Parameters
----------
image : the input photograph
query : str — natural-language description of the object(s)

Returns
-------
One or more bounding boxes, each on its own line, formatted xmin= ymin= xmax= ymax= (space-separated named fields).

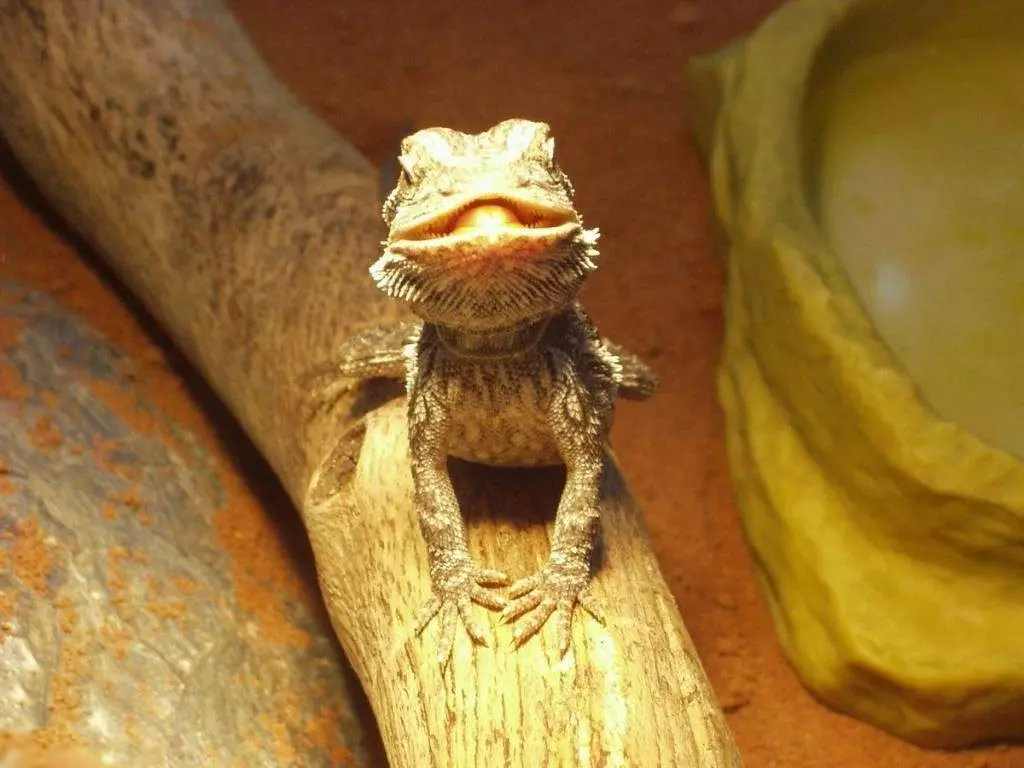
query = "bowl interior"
xmin=803 ymin=0 xmax=1024 ymax=460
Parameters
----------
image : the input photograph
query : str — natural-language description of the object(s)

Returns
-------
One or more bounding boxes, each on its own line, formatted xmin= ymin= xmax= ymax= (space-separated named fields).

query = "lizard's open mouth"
xmin=394 ymin=198 xmax=577 ymax=242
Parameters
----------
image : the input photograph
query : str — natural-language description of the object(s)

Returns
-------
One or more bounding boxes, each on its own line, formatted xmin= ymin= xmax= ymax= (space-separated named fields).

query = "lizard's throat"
xmin=433 ymin=316 xmax=551 ymax=360
xmin=368 ymin=227 xmax=600 ymax=331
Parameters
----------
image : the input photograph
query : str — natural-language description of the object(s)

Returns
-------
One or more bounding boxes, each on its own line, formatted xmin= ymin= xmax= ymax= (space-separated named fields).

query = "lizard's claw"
xmin=501 ymin=560 xmax=605 ymax=656
xmin=414 ymin=562 xmax=509 ymax=666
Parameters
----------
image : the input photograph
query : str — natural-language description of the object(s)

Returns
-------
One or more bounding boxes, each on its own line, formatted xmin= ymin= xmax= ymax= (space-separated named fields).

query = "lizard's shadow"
xmin=448 ymin=458 xmax=609 ymax=577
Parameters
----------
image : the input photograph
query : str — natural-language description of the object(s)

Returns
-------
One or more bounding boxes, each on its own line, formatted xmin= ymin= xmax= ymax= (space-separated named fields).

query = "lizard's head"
xmin=370 ymin=119 xmax=600 ymax=330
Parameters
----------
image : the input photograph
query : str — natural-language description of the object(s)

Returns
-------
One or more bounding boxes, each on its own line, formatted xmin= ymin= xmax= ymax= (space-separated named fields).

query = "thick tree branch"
xmin=0 ymin=1 xmax=742 ymax=764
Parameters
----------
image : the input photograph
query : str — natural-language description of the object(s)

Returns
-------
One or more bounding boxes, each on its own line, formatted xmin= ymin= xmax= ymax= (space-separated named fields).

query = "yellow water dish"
xmin=690 ymin=0 xmax=1024 ymax=748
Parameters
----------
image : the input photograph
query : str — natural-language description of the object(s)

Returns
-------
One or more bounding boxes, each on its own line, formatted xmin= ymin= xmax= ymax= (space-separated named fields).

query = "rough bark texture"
xmin=0 ymin=0 xmax=742 ymax=765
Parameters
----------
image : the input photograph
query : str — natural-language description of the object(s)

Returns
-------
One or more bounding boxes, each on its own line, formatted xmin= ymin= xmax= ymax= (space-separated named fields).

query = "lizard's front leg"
xmin=502 ymin=358 xmax=608 ymax=656
xmin=408 ymin=377 xmax=509 ymax=665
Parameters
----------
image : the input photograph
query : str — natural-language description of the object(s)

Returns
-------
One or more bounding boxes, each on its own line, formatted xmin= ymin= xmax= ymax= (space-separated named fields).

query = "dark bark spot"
xmin=292 ymin=230 xmax=311 ymax=254
xmin=157 ymin=113 xmax=179 ymax=152
xmin=227 ymin=164 xmax=263 ymax=198
xmin=126 ymin=150 xmax=156 ymax=179
xmin=22 ymin=4 xmax=46 ymax=34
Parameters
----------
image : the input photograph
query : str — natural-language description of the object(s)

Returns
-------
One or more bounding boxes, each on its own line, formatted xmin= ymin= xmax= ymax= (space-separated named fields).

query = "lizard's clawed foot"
xmin=501 ymin=560 xmax=605 ymax=656
xmin=414 ymin=560 xmax=509 ymax=666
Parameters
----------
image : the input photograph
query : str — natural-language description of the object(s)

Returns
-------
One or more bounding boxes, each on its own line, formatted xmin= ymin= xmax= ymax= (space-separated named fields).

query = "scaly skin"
xmin=312 ymin=119 xmax=658 ymax=664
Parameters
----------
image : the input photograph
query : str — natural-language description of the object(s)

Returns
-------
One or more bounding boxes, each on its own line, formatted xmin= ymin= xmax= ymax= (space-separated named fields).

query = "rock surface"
xmin=0 ymin=281 xmax=373 ymax=766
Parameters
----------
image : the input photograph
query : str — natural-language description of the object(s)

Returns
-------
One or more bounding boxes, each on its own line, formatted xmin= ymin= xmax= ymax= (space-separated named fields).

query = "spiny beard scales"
xmin=368 ymin=227 xmax=601 ymax=329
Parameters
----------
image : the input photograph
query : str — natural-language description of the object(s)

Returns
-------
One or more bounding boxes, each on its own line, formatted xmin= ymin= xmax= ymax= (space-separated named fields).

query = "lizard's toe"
xmin=436 ymin=601 xmax=459 ymax=666
xmin=415 ymin=560 xmax=507 ymax=663
xmin=503 ymin=560 xmax=600 ymax=655
xmin=476 ymin=567 xmax=511 ymax=586
xmin=507 ymin=572 xmax=541 ymax=600
xmin=501 ymin=589 xmax=544 ymax=623
xmin=471 ymin=583 xmax=506 ymax=611
xmin=510 ymin=598 xmax=557 ymax=648
xmin=413 ymin=595 xmax=443 ymax=637
xmin=578 ymin=589 xmax=606 ymax=624
xmin=458 ymin=594 xmax=490 ymax=646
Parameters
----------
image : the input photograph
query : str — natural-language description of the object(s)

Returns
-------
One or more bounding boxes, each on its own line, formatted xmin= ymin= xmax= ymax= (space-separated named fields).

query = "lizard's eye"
xmin=543 ymin=136 xmax=556 ymax=168
xmin=398 ymin=154 xmax=417 ymax=185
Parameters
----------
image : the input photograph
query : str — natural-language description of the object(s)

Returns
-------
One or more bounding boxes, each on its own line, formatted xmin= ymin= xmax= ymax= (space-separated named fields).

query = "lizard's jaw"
xmin=369 ymin=197 xmax=601 ymax=330
xmin=387 ymin=196 xmax=579 ymax=254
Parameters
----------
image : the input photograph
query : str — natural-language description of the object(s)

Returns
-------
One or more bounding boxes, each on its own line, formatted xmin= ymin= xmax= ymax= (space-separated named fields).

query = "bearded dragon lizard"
xmin=312 ymin=119 xmax=658 ymax=664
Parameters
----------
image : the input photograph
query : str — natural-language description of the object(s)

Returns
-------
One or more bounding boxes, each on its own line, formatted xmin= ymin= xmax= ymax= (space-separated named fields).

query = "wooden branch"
xmin=0 ymin=1 xmax=743 ymax=765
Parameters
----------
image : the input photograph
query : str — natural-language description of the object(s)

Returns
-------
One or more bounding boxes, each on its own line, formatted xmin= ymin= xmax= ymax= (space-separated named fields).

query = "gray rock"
xmin=0 ymin=280 xmax=377 ymax=766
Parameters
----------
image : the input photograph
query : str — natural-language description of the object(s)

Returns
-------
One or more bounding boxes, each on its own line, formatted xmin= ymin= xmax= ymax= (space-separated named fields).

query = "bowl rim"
xmin=691 ymin=0 xmax=1024 ymax=517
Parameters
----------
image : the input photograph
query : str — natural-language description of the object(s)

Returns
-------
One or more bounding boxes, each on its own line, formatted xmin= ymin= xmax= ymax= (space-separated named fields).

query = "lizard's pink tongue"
xmin=451 ymin=204 xmax=523 ymax=235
